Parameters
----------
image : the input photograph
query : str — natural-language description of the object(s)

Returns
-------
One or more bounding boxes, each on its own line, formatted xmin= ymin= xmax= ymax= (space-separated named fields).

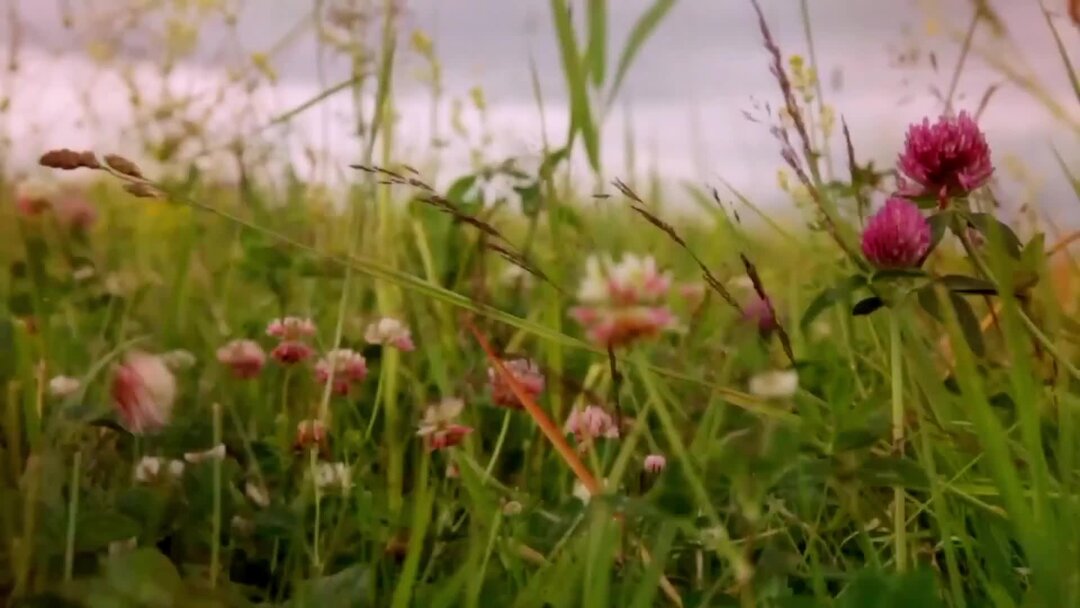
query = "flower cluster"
xmin=564 ymin=405 xmax=620 ymax=452
xmin=897 ymin=111 xmax=993 ymax=205
xmin=570 ymin=254 xmax=677 ymax=347
xmin=364 ymin=317 xmax=415 ymax=351
xmin=417 ymin=397 xmax=473 ymax=451
xmin=487 ymin=358 xmax=545 ymax=409
xmin=216 ymin=339 xmax=267 ymax=379
xmin=266 ymin=316 xmax=317 ymax=364
xmin=314 ymin=348 xmax=368 ymax=396
xmin=861 ymin=112 xmax=993 ymax=270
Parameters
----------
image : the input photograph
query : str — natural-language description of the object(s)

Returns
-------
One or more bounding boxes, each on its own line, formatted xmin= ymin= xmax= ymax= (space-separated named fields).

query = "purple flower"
xmin=741 ymin=292 xmax=778 ymax=334
xmin=897 ymin=112 xmax=993 ymax=205
xmin=861 ymin=198 xmax=932 ymax=269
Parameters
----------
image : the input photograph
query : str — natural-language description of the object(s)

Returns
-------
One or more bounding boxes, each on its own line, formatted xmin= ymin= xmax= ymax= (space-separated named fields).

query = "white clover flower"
xmin=48 ymin=375 xmax=81 ymax=398
xmin=748 ymin=369 xmax=799 ymax=399
xmin=184 ymin=443 xmax=226 ymax=464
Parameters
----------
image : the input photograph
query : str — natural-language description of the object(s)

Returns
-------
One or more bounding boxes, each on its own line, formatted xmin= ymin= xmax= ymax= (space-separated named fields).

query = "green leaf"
xmin=550 ymin=0 xmax=600 ymax=172
xmin=949 ymin=292 xmax=985 ymax=357
xmin=838 ymin=568 xmax=944 ymax=608
xmin=834 ymin=412 xmax=891 ymax=452
xmin=1019 ymin=233 xmax=1046 ymax=277
xmin=75 ymin=510 xmax=141 ymax=552
xmin=0 ymin=315 xmax=15 ymax=381
xmin=871 ymin=268 xmax=926 ymax=285
xmin=514 ymin=182 xmax=542 ymax=218
xmin=606 ymin=0 xmax=677 ymax=108
xmin=852 ymin=296 xmax=884 ymax=317
xmin=926 ymin=211 xmax=952 ymax=255
xmin=939 ymin=274 xmax=997 ymax=295
xmin=917 ymin=287 xmax=985 ymax=357
xmin=800 ymin=274 xmax=867 ymax=331
xmin=966 ymin=213 xmax=1021 ymax=258
xmin=103 ymin=548 xmax=182 ymax=608
xmin=445 ymin=174 xmax=478 ymax=206
xmin=585 ymin=0 xmax=607 ymax=87
xmin=287 ymin=566 xmax=372 ymax=607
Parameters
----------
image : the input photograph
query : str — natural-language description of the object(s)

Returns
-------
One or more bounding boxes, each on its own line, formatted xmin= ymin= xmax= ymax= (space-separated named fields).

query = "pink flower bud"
xmin=266 ymin=317 xmax=317 ymax=341
xmin=487 ymin=358 xmax=545 ymax=409
xmin=644 ymin=453 xmax=667 ymax=474
xmin=216 ymin=339 xmax=267 ymax=379
xmin=271 ymin=341 xmax=314 ymax=365
xmin=314 ymin=349 xmax=367 ymax=396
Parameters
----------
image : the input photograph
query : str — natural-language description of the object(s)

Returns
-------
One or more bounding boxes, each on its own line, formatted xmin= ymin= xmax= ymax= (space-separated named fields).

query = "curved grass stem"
xmin=890 ymin=312 xmax=907 ymax=572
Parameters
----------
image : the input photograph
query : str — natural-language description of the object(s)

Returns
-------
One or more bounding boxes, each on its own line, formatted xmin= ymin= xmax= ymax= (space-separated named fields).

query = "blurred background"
xmin=1 ymin=0 xmax=1077 ymax=223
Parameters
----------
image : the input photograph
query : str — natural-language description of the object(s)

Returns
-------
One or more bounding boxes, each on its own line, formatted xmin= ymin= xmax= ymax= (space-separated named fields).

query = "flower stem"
xmin=63 ymin=451 xmax=81 ymax=582
xmin=483 ymin=410 xmax=512 ymax=482
xmin=310 ymin=447 xmax=322 ymax=572
xmin=890 ymin=312 xmax=907 ymax=572
xmin=210 ymin=403 xmax=222 ymax=588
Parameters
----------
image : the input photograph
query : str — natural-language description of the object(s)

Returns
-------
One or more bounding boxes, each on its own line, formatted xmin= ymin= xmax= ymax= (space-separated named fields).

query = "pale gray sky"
xmin=3 ymin=0 xmax=1078 ymax=223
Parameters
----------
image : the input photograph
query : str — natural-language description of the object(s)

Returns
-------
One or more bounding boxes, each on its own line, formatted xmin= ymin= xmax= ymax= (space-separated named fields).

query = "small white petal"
xmin=748 ymin=370 xmax=799 ymax=399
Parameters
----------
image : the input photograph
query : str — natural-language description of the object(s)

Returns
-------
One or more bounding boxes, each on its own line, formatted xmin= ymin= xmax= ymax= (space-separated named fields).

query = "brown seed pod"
xmin=77 ymin=150 xmax=101 ymax=169
xmin=104 ymin=154 xmax=144 ymax=179
xmin=123 ymin=183 xmax=160 ymax=199
xmin=39 ymin=148 xmax=81 ymax=170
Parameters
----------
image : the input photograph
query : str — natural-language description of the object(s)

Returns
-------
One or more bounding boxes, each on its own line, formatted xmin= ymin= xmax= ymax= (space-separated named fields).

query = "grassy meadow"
xmin=2 ymin=1 xmax=1080 ymax=606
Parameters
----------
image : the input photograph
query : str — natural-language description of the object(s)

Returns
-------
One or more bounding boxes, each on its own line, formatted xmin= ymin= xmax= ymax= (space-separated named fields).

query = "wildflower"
xmin=748 ymin=369 xmax=799 ymax=399
xmin=861 ymin=197 xmax=931 ymax=269
xmin=564 ymin=405 xmax=619 ymax=451
xmin=644 ymin=453 xmax=667 ymax=474
xmin=245 ymin=481 xmax=270 ymax=508
xmin=501 ymin=263 xmax=534 ymax=289
xmin=72 ymin=266 xmax=95 ymax=281
xmin=13 ymin=179 xmax=55 ymax=217
xmin=573 ymin=480 xmax=592 ymax=504
xmin=487 ymin=358 xmax=545 ymax=409
xmin=364 ymin=317 xmax=415 ymax=351
xmin=54 ymin=196 xmax=97 ymax=233
xmin=231 ymin=516 xmax=255 ymax=536
xmin=314 ymin=349 xmax=368 ymax=396
xmin=48 ymin=375 xmax=81 ymax=398
xmin=313 ymin=462 xmax=353 ymax=492
xmin=502 ymin=500 xmax=523 ymax=516
xmin=270 ymin=341 xmax=314 ymax=365
xmin=570 ymin=254 xmax=677 ymax=348
xmin=295 ymin=419 xmax=328 ymax=452
xmin=216 ymin=339 xmax=267 ymax=379
xmin=741 ymin=292 xmax=778 ymax=334
xmin=678 ymin=281 xmax=707 ymax=306
xmin=112 ymin=351 xmax=177 ymax=435
xmin=133 ymin=456 xmax=185 ymax=484
xmin=184 ymin=443 xmax=226 ymax=464
xmin=897 ymin=111 xmax=993 ymax=204
xmin=108 ymin=537 xmax=137 ymax=555
xmin=417 ymin=397 xmax=474 ymax=451
xmin=161 ymin=349 xmax=196 ymax=371
xmin=266 ymin=316 xmax=317 ymax=340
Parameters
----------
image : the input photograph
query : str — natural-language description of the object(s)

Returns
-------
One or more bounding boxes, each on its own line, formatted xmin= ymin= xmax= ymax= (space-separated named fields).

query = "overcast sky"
xmin=3 ymin=0 xmax=1078 ymax=223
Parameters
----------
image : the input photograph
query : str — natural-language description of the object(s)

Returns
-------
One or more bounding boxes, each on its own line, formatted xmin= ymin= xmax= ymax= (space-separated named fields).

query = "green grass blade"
xmin=550 ymin=0 xmax=601 ymax=171
xmin=586 ymin=0 xmax=608 ymax=87
xmin=605 ymin=0 xmax=677 ymax=109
